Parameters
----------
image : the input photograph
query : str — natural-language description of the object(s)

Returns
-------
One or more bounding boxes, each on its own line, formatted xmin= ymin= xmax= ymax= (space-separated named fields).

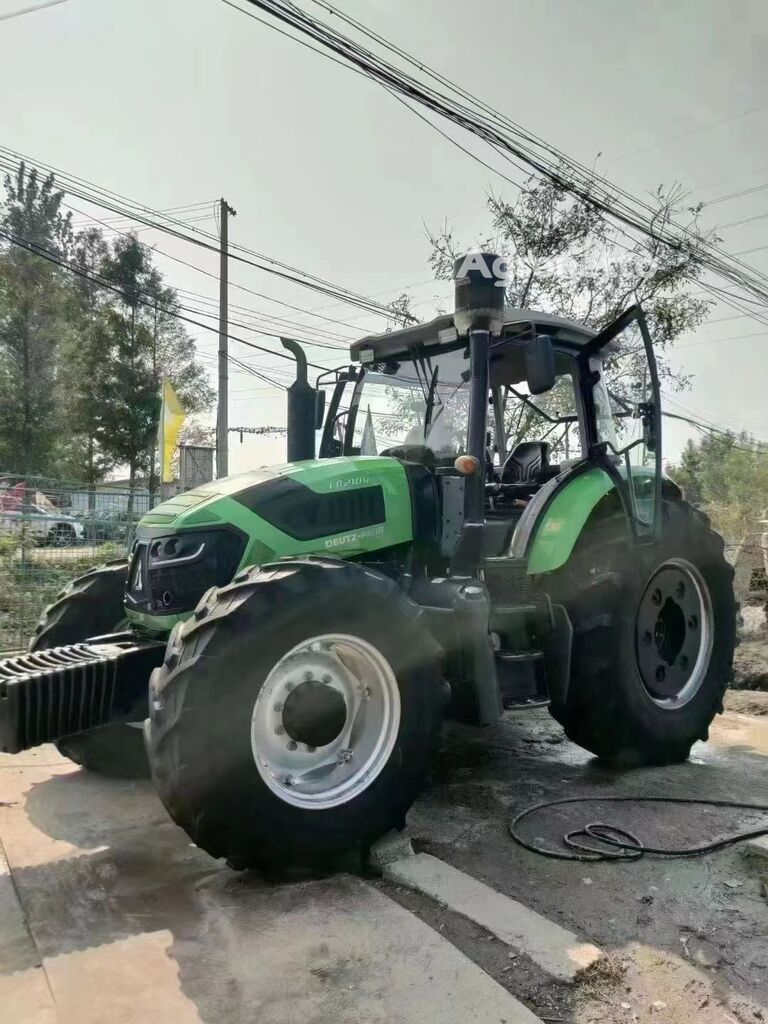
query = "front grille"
xmin=143 ymin=528 xmax=245 ymax=614
xmin=149 ymin=561 xmax=223 ymax=613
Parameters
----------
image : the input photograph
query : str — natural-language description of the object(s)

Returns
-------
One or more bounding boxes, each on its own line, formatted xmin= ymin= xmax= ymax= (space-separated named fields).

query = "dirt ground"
xmin=392 ymin=705 xmax=768 ymax=1024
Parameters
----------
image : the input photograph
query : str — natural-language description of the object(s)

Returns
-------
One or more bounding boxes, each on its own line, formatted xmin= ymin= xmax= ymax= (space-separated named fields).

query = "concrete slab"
xmin=743 ymin=835 xmax=768 ymax=861
xmin=0 ymin=840 xmax=58 ymax=1024
xmin=384 ymin=852 xmax=603 ymax=982
xmin=0 ymin=747 xmax=543 ymax=1024
xmin=367 ymin=828 xmax=415 ymax=869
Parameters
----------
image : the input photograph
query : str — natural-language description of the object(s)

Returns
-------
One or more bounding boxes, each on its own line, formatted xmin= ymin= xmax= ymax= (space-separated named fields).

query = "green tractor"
xmin=1 ymin=253 xmax=735 ymax=871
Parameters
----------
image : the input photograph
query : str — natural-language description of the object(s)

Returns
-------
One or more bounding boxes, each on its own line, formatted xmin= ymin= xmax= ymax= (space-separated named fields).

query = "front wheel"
xmin=547 ymin=500 xmax=736 ymax=764
xmin=146 ymin=559 xmax=443 ymax=871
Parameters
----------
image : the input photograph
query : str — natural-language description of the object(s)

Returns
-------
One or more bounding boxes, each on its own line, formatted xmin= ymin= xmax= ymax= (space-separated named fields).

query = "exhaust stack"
xmin=282 ymin=338 xmax=317 ymax=462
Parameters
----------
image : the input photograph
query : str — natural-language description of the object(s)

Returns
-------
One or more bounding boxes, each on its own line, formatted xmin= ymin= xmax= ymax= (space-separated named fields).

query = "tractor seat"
xmin=500 ymin=441 xmax=553 ymax=485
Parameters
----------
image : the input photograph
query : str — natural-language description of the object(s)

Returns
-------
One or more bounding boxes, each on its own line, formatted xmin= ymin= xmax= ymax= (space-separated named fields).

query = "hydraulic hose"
xmin=509 ymin=795 xmax=768 ymax=862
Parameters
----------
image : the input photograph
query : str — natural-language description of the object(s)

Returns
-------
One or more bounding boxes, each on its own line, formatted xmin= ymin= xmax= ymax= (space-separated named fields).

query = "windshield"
xmin=345 ymin=345 xmax=471 ymax=463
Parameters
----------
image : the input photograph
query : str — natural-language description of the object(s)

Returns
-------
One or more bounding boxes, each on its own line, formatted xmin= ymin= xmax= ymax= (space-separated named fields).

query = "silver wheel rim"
xmin=251 ymin=633 xmax=401 ymax=810
xmin=635 ymin=557 xmax=714 ymax=710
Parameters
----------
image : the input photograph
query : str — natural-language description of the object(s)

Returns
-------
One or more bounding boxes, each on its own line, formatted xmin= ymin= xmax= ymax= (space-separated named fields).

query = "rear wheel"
xmin=146 ymin=558 xmax=443 ymax=872
xmin=547 ymin=500 xmax=736 ymax=764
xmin=30 ymin=560 xmax=150 ymax=779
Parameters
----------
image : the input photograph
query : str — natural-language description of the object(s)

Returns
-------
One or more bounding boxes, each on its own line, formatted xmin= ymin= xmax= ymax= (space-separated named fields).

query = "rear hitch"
xmin=0 ymin=633 xmax=165 ymax=754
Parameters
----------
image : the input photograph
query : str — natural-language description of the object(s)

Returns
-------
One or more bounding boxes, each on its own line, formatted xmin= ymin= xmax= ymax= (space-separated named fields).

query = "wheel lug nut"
xmin=322 ymin=674 xmax=332 ymax=684
xmin=304 ymin=670 xmax=313 ymax=682
xmin=275 ymin=725 xmax=285 ymax=735
xmin=273 ymin=702 xmax=283 ymax=713
xmin=651 ymin=588 xmax=662 ymax=606
xmin=306 ymin=744 xmax=316 ymax=753
xmin=285 ymin=681 xmax=294 ymax=691
xmin=288 ymin=740 xmax=297 ymax=751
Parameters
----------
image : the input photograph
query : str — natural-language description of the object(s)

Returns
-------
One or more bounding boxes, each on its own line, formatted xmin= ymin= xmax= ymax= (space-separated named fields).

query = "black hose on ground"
xmin=509 ymin=795 xmax=768 ymax=862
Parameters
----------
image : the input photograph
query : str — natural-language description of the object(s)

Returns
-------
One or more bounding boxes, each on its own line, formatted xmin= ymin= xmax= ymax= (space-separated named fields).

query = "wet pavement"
xmin=1 ymin=706 xmax=767 ymax=1023
xmin=402 ymin=708 xmax=768 ymax=1020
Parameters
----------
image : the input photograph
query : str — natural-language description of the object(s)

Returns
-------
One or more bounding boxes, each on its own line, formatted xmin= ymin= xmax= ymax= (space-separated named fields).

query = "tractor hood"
xmin=128 ymin=457 xmax=414 ymax=630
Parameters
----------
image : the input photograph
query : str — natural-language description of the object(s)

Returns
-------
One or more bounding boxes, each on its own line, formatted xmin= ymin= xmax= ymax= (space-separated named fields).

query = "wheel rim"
xmin=251 ymin=633 xmax=401 ymax=810
xmin=635 ymin=558 xmax=714 ymax=709
xmin=52 ymin=526 xmax=72 ymax=546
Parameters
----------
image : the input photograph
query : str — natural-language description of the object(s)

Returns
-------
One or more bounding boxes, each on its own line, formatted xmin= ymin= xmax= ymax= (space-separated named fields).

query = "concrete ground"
xmin=399 ymin=706 xmax=768 ymax=1022
xmin=1 ymin=704 xmax=767 ymax=1024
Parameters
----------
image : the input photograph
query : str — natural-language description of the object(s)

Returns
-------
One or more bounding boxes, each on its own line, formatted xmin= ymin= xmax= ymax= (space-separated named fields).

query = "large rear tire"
xmin=546 ymin=499 xmax=736 ymax=764
xmin=30 ymin=560 xmax=150 ymax=779
xmin=145 ymin=558 xmax=443 ymax=872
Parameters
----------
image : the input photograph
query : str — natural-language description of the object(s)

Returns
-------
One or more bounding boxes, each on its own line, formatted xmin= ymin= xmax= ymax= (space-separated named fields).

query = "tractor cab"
xmin=306 ymin=254 xmax=662 ymax=575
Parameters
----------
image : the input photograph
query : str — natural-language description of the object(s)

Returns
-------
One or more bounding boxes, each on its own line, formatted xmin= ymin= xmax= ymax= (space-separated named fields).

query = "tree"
xmin=667 ymin=432 xmax=768 ymax=542
xmin=423 ymin=178 xmax=714 ymax=456
xmin=0 ymin=163 xmax=74 ymax=474
xmin=0 ymin=161 xmax=214 ymax=490
xmin=93 ymin=235 xmax=214 ymax=504
xmin=57 ymin=227 xmax=114 ymax=491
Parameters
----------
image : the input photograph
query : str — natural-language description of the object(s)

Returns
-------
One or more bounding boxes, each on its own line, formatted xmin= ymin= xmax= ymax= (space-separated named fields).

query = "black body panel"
xmin=235 ymin=476 xmax=386 ymax=542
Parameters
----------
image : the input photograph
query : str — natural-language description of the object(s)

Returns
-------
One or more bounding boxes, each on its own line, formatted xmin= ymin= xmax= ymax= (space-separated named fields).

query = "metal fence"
xmin=0 ymin=474 xmax=157 ymax=653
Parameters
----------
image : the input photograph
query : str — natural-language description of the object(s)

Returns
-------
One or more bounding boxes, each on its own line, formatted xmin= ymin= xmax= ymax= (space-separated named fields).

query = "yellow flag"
xmin=158 ymin=378 xmax=187 ymax=483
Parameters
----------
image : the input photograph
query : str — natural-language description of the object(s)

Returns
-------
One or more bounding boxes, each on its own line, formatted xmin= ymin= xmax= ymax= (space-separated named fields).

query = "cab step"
xmin=494 ymin=648 xmax=549 ymax=709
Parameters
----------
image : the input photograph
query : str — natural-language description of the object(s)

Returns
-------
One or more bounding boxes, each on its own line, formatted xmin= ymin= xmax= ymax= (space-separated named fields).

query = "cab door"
xmin=581 ymin=304 xmax=661 ymax=536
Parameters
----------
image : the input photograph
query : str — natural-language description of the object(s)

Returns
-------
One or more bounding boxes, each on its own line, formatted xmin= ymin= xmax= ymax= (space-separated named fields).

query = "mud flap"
xmin=541 ymin=602 xmax=573 ymax=706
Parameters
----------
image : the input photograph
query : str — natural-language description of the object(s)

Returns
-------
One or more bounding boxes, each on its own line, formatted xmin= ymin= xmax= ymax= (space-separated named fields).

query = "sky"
xmin=1 ymin=0 xmax=767 ymax=474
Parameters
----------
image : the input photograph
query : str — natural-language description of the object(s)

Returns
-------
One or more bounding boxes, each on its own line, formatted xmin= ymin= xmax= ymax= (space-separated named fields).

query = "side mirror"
xmin=523 ymin=334 xmax=556 ymax=395
xmin=315 ymin=388 xmax=326 ymax=429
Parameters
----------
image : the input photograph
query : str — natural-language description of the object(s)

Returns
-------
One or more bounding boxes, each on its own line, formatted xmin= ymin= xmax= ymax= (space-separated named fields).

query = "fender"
xmin=514 ymin=466 xmax=682 ymax=575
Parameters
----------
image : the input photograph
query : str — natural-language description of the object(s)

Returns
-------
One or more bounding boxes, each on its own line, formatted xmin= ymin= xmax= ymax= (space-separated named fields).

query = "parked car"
xmin=0 ymin=496 xmax=85 ymax=547
xmin=80 ymin=508 xmax=134 ymax=543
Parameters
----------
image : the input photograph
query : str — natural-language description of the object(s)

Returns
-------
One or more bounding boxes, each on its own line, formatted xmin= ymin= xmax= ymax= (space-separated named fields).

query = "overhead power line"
xmin=0 ymin=228 xmax=335 ymax=377
xmin=663 ymin=411 xmax=768 ymax=454
xmin=0 ymin=0 xmax=71 ymax=21
xmin=0 ymin=144 xmax=412 ymax=324
xmin=701 ymin=181 xmax=768 ymax=208
xmin=56 ymin=195 xmax=370 ymax=338
xmin=227 ymin=0 xmax=768 ymax=306
xmin=609 ymin=101 xmax=768 ymax=163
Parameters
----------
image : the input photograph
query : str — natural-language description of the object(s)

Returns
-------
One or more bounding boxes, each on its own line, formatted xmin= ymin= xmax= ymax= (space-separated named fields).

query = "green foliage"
xmin=0 ymin=163 xmax=75 ymax=473
xmin=667 ymin=434 xmax=768 ymax=541
xmin=0 ymin=161 xmax=214 ymax=489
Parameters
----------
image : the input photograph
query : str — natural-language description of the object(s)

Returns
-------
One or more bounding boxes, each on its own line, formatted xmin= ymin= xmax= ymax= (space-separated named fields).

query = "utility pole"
xmin=216 ymin=198 xmax=237 ymax=478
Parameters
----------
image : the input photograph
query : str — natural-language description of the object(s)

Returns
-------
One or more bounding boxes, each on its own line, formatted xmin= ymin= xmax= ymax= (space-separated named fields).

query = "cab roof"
xmin=350 ymin=309 xmax=597 ymax=362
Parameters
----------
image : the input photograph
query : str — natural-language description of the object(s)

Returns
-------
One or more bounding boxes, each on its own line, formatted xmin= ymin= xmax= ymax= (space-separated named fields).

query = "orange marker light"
xmin=454 ymin=454 xmax=481 ymax=476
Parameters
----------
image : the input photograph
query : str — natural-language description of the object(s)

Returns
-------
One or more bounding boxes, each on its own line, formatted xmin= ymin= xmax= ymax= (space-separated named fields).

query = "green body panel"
xmin=525 ymin=464 xmax=663 ymax=575
xmin=526 ymin=468 xmax=615 ymax=575
xmin=126 ymin=456 xmax=413 ymax=630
